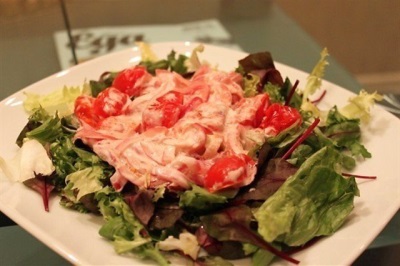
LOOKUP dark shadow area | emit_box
[353,244,400,266]
[0,212,16,227]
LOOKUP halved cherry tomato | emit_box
[112,66,147,97]
[93,87,130,119]
[253,94,270,127]
[142,91,184,129]
[204,154,255,192]
[259,103,302,134]
[156,91,184,105]
[74,95,100,128]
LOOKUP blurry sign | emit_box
[53,19,240,69]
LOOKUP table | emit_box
[1,1,399,265]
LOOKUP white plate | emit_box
[1,42,399,265]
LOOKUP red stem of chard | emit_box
[285,80,299,106]
[311,90,327,104]
[342,173,377,179]
[43,178,49,212]
[236,223,300,264]
[281,118,321,161]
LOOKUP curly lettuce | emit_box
[301,48,329,116]
[339,89,383,123]
[23,84,89,117]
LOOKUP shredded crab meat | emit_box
[75,66,273,191]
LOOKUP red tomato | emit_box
[156,91,184,105]
[259,103,302,134]
[142,91,184,129]
[93,87,130,119]
[160,102,182,128]
[253,94,270,127]
[112,66,147,97]
[204,154,255,192]
[74,95,100,128]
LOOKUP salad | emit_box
[0,43,382,265]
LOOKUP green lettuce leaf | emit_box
[255,146,359,246]
[243,74,260,97]
[95,187,169,265]
[65,166,105,201]
[50,136,112,190]
[89,72,118,97]
[157,231,200,260]
[339,89,383,123]
[267,124,304,148]
[252,247,276,266]
[286,144,313,166]
[185,44,205,72]
[302,48,329,104]
[300,48,329,117]
[263,82,284,103]
[285,125,357,170]
[136,42,158,62]
[113,236,151,254]
[324,106,371,158]
[200,205,256,244]
[25,114,62,144]
[282,78,302,109]
[139,50,188,75]
[16,107,51,146]
[23,84,88,117]
[179,184,228,212]
[16,107,79,147]
[195,256,234,266]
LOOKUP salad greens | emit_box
[23,84,89,117]
[179,184,228,212]
[95,187,169,265]
[255,146,359,246]
[338,89,383,123]
[2,44,382,265]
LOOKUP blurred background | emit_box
[276,0,400,94]
[1,0,399,94]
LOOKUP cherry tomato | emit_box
[142,91,184,129]
[253,94,270,127]
[93,87,130,119]
[156,91,184,105]
[112,66,147,97]
[259,103,302,134]
[74,95,100,128]
[204,154,255,192]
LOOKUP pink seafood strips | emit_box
[74,65,298,192]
